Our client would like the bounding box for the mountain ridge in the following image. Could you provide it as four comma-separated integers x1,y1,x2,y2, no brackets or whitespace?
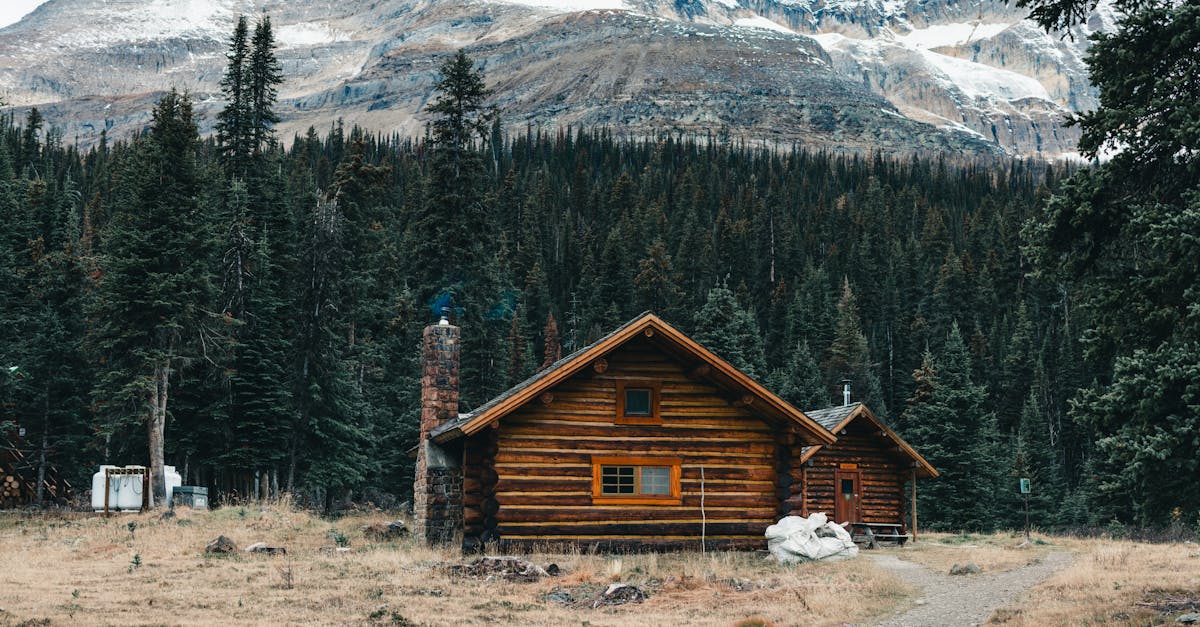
0,0,1114,157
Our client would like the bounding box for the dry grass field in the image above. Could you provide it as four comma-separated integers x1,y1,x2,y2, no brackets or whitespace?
0,505,1196,626
988,538,1200,625
0,504,911,626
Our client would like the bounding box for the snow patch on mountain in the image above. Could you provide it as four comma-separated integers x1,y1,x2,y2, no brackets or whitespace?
893,22,1012,48
277,22,344,48
734,16,794,34
920,48,1050,101
491,0,630,12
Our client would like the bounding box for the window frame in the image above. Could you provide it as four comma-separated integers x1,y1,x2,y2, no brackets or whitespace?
615,380,662,425
591,456,682,505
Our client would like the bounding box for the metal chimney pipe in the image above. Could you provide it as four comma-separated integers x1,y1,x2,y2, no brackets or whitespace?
842,379,851,406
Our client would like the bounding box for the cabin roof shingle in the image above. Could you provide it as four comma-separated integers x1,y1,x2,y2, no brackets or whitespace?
803,402,862,432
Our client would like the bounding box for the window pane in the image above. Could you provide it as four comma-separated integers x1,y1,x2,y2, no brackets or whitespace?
641,466,671,495
841,478,855,494
624,389,652,415
602,466,635,494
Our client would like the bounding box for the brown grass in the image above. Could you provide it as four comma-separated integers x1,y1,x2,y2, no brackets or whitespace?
893,531,1060,574
987,538,1200,626
0,504,912,626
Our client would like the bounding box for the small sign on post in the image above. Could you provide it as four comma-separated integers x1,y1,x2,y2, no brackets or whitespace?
1019,478,1031,539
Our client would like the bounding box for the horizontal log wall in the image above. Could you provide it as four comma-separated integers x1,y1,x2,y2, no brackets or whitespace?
494,338,779,548
799,422,909,529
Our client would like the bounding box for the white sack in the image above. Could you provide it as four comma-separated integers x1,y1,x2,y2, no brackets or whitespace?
765,513,859,564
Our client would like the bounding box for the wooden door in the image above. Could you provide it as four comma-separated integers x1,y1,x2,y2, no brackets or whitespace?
834,470,861,524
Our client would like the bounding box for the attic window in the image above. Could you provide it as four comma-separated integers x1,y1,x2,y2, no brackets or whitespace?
592,456,681,505
615,381,661,424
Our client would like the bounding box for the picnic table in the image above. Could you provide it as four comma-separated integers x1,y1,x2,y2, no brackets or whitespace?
849,522,910,548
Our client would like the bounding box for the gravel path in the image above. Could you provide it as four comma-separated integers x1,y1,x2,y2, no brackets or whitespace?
868,551,1073,627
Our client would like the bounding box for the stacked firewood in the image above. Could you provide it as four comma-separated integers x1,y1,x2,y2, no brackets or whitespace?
1,473,25,506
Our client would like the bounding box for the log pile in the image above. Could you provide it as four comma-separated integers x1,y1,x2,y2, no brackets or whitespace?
1,473,27,507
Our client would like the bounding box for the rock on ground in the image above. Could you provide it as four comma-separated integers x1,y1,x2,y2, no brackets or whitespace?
204,535,237,554
949,562,981,575
245,542,287,556
362,521,408,542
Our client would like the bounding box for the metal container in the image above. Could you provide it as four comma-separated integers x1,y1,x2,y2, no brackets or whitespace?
172,486,208,510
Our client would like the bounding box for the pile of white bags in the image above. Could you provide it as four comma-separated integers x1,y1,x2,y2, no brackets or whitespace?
765,513,859,563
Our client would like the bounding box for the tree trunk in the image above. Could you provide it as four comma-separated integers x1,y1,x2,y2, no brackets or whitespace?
147,355,170,508
36,385,49,507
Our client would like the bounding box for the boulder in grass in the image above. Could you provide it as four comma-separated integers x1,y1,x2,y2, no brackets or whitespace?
245,542,287,556
205,535,237,554
362,521,408,542
949,562,981,575
1177,613,1200,624
592,583,646,608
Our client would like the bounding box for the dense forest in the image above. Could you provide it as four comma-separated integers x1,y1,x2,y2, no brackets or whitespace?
1,0,1197,533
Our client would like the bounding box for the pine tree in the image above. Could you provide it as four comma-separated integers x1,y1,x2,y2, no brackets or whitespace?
692,286,767,379
1021,0,1200,524
901,325,1001,531
247,16,283,157
774,340,830,410
89,90,216,506
1010,389,1063,527
825,278,885,415
633,238,683,318
541,312,562,370
215,16,251,173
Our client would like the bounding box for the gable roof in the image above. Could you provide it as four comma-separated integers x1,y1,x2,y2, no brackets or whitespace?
799,403,939,478
430,312,836,446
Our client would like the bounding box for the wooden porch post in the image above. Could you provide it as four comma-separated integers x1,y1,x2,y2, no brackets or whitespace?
910,468,918,542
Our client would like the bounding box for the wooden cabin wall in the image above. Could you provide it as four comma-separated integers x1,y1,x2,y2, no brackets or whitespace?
461,430,499,551
800,424,909,529
492,337,780,549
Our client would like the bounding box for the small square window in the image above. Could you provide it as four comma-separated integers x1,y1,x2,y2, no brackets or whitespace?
616,381,661,424
624,389,652,415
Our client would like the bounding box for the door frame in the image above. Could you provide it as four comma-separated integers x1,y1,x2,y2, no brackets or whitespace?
834,469,861,524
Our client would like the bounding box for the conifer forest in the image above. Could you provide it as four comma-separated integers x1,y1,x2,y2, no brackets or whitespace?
1,2,1198,533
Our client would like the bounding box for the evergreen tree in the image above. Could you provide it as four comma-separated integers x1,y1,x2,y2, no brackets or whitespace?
633,237,683,318
774,340,830,410
247,16,283,157
1010,389,1063,527
691,286,767,379
89,90,215,506
541,312,562,369
825,278,885,416
215,16,251,173
901,325,1001,530
1021,0,1200,524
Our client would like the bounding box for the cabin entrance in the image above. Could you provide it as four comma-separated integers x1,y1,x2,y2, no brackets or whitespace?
834,469,861,524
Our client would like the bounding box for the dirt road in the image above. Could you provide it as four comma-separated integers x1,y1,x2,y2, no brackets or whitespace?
869,551,1073,626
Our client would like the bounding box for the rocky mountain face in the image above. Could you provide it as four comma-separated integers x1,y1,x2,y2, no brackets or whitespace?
0,0,1116,157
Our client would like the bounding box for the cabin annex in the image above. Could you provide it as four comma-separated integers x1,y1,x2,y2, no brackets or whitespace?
413,312,935,551
799,403,939,544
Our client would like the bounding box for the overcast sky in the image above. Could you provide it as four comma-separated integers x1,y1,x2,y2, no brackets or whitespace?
0,0,47,28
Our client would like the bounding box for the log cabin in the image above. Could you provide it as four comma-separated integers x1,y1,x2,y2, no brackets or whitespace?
412,311,935,551
799,402,939,544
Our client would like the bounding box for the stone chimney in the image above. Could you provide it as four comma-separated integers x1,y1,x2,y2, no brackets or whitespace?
413,314,462,544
